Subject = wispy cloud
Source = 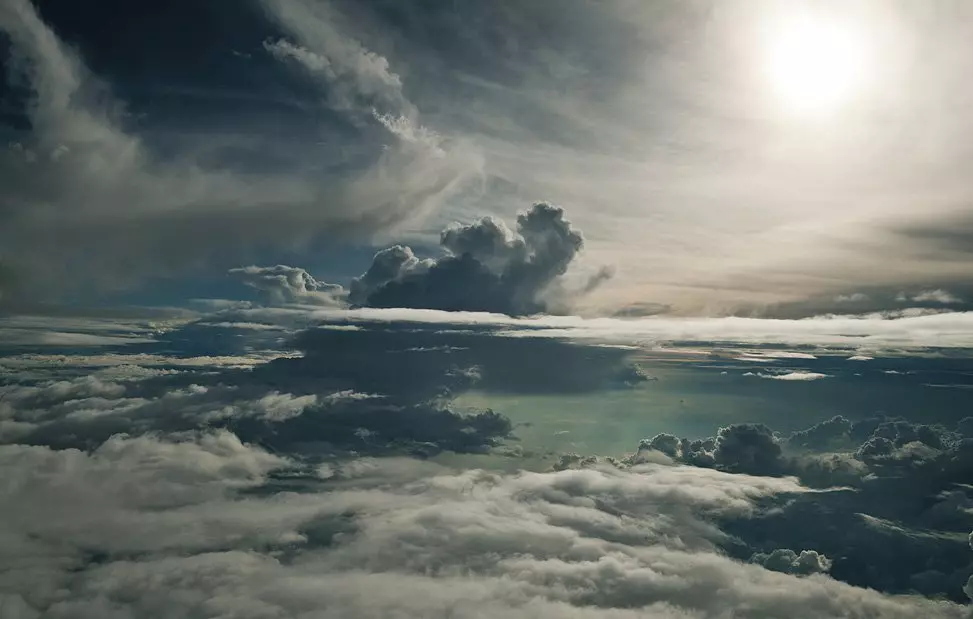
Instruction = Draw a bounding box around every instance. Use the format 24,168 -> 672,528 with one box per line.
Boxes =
0,0 -> 477,304
898,289 -> 964,305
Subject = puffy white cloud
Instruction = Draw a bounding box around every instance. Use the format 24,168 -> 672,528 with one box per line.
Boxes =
228,265 -> 346,306
1,442 -> 964,618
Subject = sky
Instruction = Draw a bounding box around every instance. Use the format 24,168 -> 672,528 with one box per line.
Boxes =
1,0 -> 972,315
3,1 -> 973,617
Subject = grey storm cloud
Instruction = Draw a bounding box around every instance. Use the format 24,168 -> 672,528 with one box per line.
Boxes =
351,202 -> 600,315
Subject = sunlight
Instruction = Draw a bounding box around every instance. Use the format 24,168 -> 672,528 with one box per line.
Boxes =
763,14 -> 868,116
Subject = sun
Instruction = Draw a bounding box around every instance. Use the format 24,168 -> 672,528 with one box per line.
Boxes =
763,15 -> 867,116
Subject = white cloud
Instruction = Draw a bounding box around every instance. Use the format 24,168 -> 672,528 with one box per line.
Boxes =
835,293 -> 869,303
753,372 -> 831,382
228,265 -> 347,306
230,306 -> 973,350
0,443 -> 964,618
907,289 -> 964,305
259,2 -> 446,152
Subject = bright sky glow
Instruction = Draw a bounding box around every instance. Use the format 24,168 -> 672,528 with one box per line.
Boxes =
764,15 -> 868,115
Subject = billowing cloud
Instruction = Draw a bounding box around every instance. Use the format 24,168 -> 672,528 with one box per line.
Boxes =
351,202 -> 601,315
228,265 -> 346,305
2,425 -> 966,619
3,304 -> 973,611
0,0 -> 478,303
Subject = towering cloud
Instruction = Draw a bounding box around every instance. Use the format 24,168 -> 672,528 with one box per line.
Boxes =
352,202 -> 595,315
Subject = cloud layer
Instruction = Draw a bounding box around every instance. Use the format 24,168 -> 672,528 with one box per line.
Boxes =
1,306 -> 972,614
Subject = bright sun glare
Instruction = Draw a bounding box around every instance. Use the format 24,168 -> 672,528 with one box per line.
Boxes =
764,15 -> 867,115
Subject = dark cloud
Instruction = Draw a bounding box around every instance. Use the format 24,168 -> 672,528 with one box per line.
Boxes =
352,202 -> 599,315
622,414 -> 973,603
0,0 -> 477,302
635,425 -> 787,476
957,417 -> 973,437
2,309 -> 650,457
713,423 -> 785,476
788,415 -> 853,450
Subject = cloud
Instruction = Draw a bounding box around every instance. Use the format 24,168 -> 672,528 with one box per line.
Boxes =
835,293 -> 870,303
621,414 -> 973,602
351,202 -> 598,315
713,423 -> 785,475
751,549 -> 833,576
3,427 -> 965,619
752,371 -> 831,381
265,306 -> 973,350
3,304 -> 973,612
897,290 -> 964,305
788,416 -> 853,450
259,3 -> 414,119
0,0 -> 478,302
228,265 -> 346,306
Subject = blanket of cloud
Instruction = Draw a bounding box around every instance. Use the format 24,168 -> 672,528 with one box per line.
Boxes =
1,306 -> 973,617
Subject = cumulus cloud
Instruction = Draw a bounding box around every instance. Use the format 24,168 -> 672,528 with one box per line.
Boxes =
351,202 -> 599,315
713,423 -> 785,475
228,265 -> 346,305
621,413 -> 973,602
